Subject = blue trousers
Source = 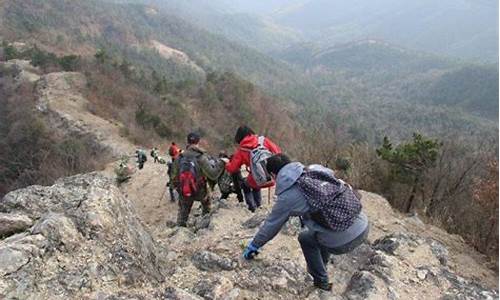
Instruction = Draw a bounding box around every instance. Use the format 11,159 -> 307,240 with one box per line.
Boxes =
298,227 -> 369,283
241,180 -> 262,212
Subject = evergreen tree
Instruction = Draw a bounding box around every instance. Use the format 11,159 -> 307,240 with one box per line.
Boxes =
377,133 -> 440,213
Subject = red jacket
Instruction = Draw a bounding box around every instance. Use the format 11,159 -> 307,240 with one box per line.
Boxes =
169,144 -> 181,159
226,135 -> 281,189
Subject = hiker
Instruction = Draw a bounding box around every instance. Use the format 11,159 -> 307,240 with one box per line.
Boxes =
168,142 -> 181,161
171,132 -> 225,227
151,147 -> 160,163
166,160 -> 176,202
242,154 -> 369,291
226,125 -> 281,212
218,152 -> 244,203
136,149 -> 147,170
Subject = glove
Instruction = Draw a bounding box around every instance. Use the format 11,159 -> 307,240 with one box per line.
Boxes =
243,241 -> 260,260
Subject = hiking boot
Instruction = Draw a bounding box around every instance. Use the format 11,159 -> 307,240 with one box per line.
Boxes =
313,280 -> 332,291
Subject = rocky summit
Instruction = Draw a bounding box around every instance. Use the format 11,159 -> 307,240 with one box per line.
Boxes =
0,163 -> 497,299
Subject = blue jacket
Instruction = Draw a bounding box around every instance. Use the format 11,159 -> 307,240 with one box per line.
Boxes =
252,162 -> 368,248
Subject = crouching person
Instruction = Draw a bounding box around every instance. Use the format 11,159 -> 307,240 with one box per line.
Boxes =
242,154 -> 369,291
171,132 -> 225,227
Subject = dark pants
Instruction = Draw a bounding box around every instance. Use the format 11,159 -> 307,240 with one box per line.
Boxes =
168,184 -> 176,202
241,180 -> 262,212
167,162 -> 176,202
177,193 -> 210,227
298,227 -> 369,283
220,172 -> 244,202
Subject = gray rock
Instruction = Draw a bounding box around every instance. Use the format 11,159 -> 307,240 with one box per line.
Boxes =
0,213 -> 33,238
0,246 -> 31,276
241,213 -> 267,229
31,213 -> 81,251
191,250 -> 235,271
344,271 -> 377,300
428,239 -> 449,266
193,214 -> 212,232
0,173 -> 168,298
239,260 -> 311,296
416,269 -> 428,281
157,286 -> 203,300
373,233 -> 421,255
440,269 -> 499,300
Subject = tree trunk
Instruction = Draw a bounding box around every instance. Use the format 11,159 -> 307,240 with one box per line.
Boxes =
405,177 -> 419,213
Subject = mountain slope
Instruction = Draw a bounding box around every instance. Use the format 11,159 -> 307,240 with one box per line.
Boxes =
0,0 -> 313,99
278,40 -> 499,126
272,0 -> 498,62
134,0 -> 303,53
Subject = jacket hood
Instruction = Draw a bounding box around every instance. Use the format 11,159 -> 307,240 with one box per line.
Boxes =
275,162 -> 304,195
239,134 -> 259,149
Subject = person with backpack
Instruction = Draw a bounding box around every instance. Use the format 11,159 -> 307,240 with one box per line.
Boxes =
151,147 -> 160,163
136,149 -> 147,170
225,126 -> 281,212
218,152 -> 244,203
171,132 -> 225,227
168,142 -> 181,162
242,154 -> 369,291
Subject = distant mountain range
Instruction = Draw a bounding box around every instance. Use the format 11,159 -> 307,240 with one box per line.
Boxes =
106,0 -> 498,62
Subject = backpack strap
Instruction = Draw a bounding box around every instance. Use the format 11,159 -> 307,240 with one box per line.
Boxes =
257,136 -> 265,147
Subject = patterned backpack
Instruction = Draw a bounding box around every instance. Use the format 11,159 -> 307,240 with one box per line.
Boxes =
296,167 -> 362,231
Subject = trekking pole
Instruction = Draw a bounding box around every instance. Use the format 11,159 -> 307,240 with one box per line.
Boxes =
268,187 -> 271,206
158,184 -> 168,207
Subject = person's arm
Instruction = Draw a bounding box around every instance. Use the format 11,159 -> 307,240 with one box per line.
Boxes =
225,150 -> 244,174
252,190 -> 301,248
198,155 -> 225,181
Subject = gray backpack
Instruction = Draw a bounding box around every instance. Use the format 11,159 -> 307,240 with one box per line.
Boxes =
297,167 -> 361,231
245,136 -> 273,187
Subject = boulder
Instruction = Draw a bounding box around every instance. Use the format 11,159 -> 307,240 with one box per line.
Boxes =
0,173 -> 168,299
191,250 -> 235,272
0,213 -> 33,238
241,213 -> 266,229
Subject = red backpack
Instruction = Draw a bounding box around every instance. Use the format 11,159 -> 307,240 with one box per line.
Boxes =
177,155 -> 204,197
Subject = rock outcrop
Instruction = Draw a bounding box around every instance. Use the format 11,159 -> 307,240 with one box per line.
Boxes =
0,173 -> 168,299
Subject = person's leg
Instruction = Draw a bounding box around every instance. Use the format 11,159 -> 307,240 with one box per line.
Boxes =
298,230 -> 331,289
200,195 -> 211,215
177,197 -> 194,227
232,172 -> 244,203
252,188 -> 262,208
169,185 -> 176,202
320,247 -> 331,266
241,179 -> 256,212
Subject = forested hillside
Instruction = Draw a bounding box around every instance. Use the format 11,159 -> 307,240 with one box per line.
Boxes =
0,0 -> 314,99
